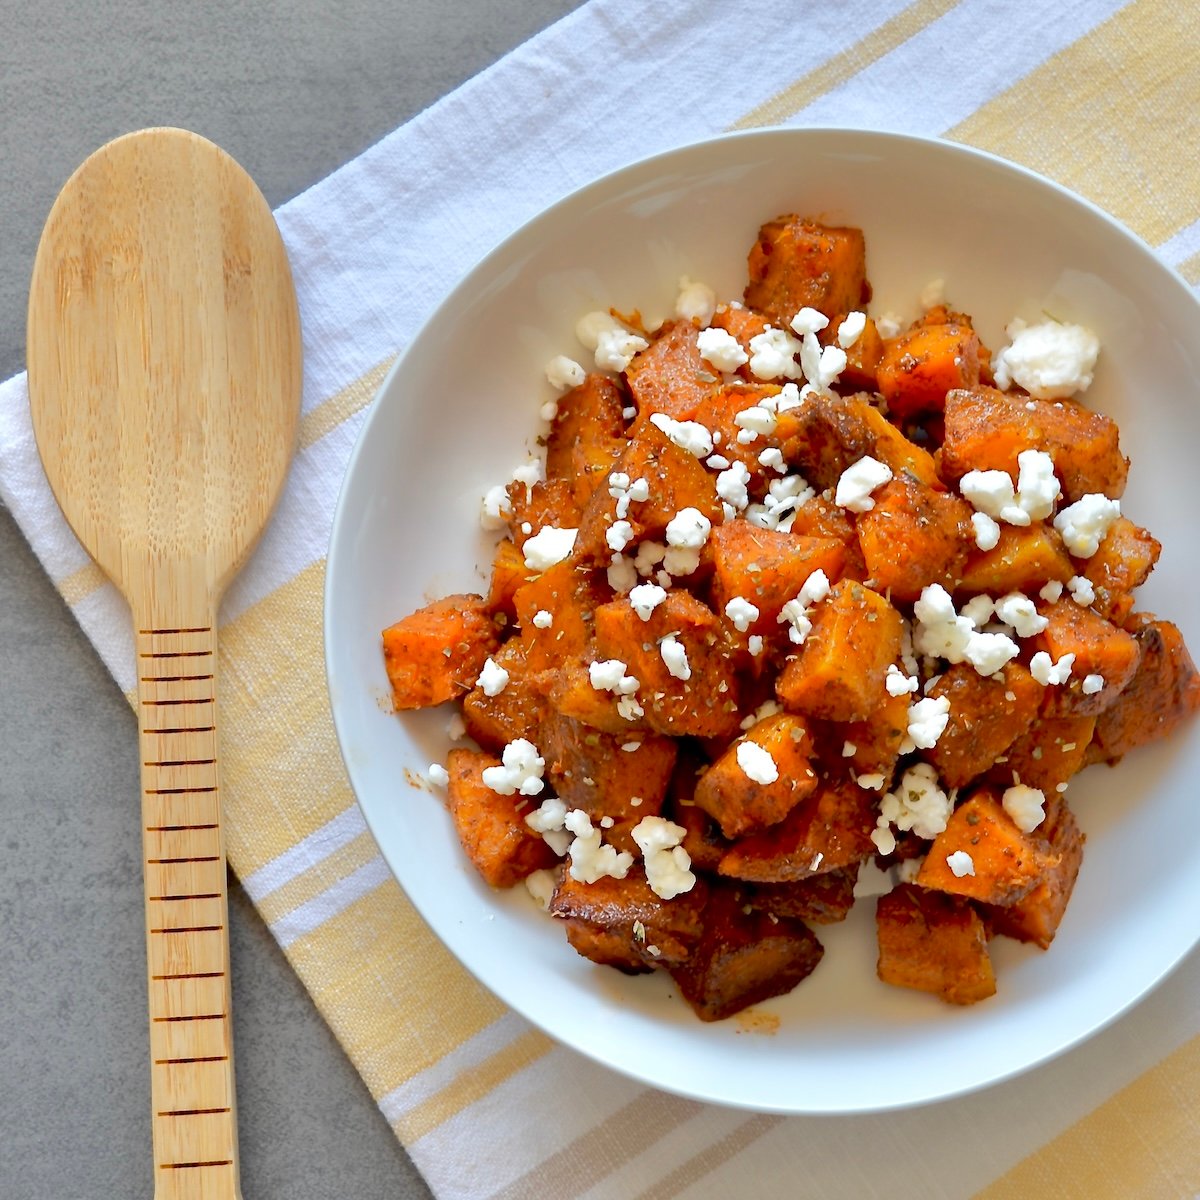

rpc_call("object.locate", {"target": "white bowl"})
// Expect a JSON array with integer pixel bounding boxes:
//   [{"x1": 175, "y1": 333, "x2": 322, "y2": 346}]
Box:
[{"x1": 325, "y1": 128, "x2": 1200, "y2": 1114}]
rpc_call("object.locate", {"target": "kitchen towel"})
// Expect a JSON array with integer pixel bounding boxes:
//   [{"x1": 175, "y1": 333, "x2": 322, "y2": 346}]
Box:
[{"x1": 2, "y1": 1, "x2": 1199, "y2": 1196}]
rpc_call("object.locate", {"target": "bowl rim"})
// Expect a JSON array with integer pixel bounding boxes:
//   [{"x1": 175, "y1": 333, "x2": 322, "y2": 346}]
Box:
[{"x1": 324, "y1": 124, "x2": 1200, "y2": 1114}]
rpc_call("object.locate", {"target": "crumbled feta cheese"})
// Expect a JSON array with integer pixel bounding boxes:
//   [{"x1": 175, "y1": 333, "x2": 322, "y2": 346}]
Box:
[
  {"x1": 1015, "y1": 449, "x2": 1061, "y2": 520},
  {"x1": 523, "y1": 868, "x2": 558, "y2": 909},
  {"x1": 871, "y1": 763, "x2": 953, "y2": 854},
  {"x1": 447, "y1": 712, "x2": 467, "y2": 741},
  {"x1": 724, "y1": 596, "x2": 760, "y2": 634},
  {"x1": 1030, "y1": 650, "x2": 1075, "y2": 686},
  {"x1": 628, "y1": 582, "x2": 668, "y2": 622},
  {"x1": 476, "y1": 657, "x2": 510, "y2": 697},
  {"x1": 912, "y1": 584, "x2": 975, "y2": 663},
  {"x1": 623, "y1": 405, "x2": 637, "y2": 420},
  {"x1": 748, "y1": 327, "x2": 804, "y2": 380},
  {"x1": 993, "y1": 592, "x2": 1049, "y2": 638},
  {"x1": 544, "y1": 354, "x2": 586, "y2": 391},
  {"x1": 906, "y1": 695, "x2": 951, "y2": 750},
  {"x1": 758, "y1": 446, "x2": 786, "y2": 473},
  {"x1": 706, "y1": 453, "x2": 731, "y2": 471},
  {"x1": 595, "y1": 328, "x2": 649, "y2": 373},
  {"x1": 842, "y1": 741, "x2": 857, "y2": 758},
  {"x1": 532, "y1": 609, "x2": 554, "y2": 629},
  {"x1": 963, "y1": 630, "x2": 1020, "y2": 675},
  {"x1": 665, "y1": 507, "x2": 712, "y2": 550},
  {"x1": 675, "y1": 276, "x2": 717, "y2": 327},
  {"x1": 480, "y1": 484, "x2": 513, "y2": 531},
  {"x1": 634, "y1": 541, "x2": 667, "y2": 576},
  {"x1": 576, "y1": 310, "x2": 625, "y2": 351},
  {"x1": 427, "y1": 763, "x2": 449, "y2": 787},
  {"x1": 608, "y1": 472, "x2": 650, "y2": 520},
  {"x1": 525, "y1": 794, "x2": 567, "y2": 835},
  {"x1": 790, "y1": 307, "x2": 829, "y2": 336},
  {"x1": 482, "y1": 739, "x2": 546, "y2": 796},
  {"x1": 621, "y1": 741, "x2": 641, "y2": 753},
  {"x1": 662, "y1": 546, "x2": 702, "y2": 577},
  {"x1": 606, "y1": 519, "x2": 634, "y2": 553},
  {"x1": 522, "y1": 525, "x2": 577, "y2": 571},
  {"x1": 1067, "y1": 575, "x2": 1096, "y2": 606},
  {"x1": 697, "y1": 327, "x2": 749, "y2": 372},
  {"x1": 875, "y1": 312, "x2": 903, "y2": 338},
  {"x1": 734, "y1": 404, "x2": 777, "y2": 442},
  {"x1": 972, "y1": 511, "x2": 1001, "y2": 552},
  {"x1": 748, "y1": 635, "x2": 764, "y2": 657},
  {"x1": 649, "y1": 413, "x2": 714, "y2": 458},
  {"x1": 631, "y1": 815, "x2": 696, "y2": 899},
  {"x1": 736, "y1": 741, "x2": 778, "y2": 785},
  {"x1": 835, "y1": 455, "x2": 893, "y2": 512},
  {"x1": 959, "y1": 594, "x2": 994, "y2": 629},
  {"x1": 540, "y1": 400, "x2": 559, "y2": 423},
  {"x1": 1039, "y1": 580, "x2": 1065, "y2": 603},
  {"x1": 1002, "y1": 784, "x2": 1046, "y2": 833},
  {"x1": 589, "y1": 659, "x2": 640, "y2": 695},
  {"x1": 1082, "y1": 673, "x2": 1105, "y2": 694},
  {"x1": 564, "y1": 809, "x2": 634, "y2": 883},
  {"x1": 1054, "y1": 493, "x2": 1121, "y2": 558},
  {"x1": 617, "y1": 694, "x2": 644, "y2": 722},
  {"x1": 775, "y1": 382, "x2": 804, "y2": 411},
  {"x1": 958, "y1": 469, "x2": 1029, "y2": 527},
  {"x1": 886, "y1": 664, "x2": 919, "y2": 696},
  {"x1": 920, "y1": 278, "x2": 946, "y2": 310},
  {"x1": 716, "y1": 461, "x2": 752, "y2": 511},
  {"x1": 857, "y1": 772, "x2": 887, "y2": 791},
  {"x1": 777, "y1": 569, "x2": 831, "y2": 645},
  {"x1": 607, "y1": 553, "x2": 638, "y2": 594},
  {"x1": 837, "y1": 311, "x2": 867, "y2": 349},
  {"x1": 992, "y1": 318, "x2": 1100, "y2": 398},
  {"x1": 739, "y1": 699, "x2": 781, "y2": 731},
  {"x1": 801, "y1": 338, "x2": 847, "y2": 391},
  {"x1": 660, "y1": 635, "x2": 691, "y2": 681},
  {"x1": 946, "y1": 850, "x2": 976, "y2": 878}
]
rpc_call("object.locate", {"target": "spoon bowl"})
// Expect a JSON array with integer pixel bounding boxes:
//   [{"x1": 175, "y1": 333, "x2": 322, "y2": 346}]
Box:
[{"x1": 27, "y1": 127, "x2": 301, "y2": 1199}]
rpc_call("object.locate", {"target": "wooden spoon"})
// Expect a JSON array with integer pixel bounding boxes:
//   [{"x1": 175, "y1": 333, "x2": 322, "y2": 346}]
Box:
[{"x1": 27, "y1": 127, "x2": 301, "y2": 1199}]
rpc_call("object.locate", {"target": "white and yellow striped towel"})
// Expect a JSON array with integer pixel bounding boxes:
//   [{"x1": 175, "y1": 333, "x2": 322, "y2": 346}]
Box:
[{"x1": 3, "y1": 2, "x2": 1199, "y2": 1196}]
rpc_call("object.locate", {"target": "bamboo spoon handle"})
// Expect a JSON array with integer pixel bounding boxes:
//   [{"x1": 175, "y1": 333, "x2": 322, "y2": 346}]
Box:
[{"x1": 136, "y1": 612, "x2": 241, "y2": 1200}]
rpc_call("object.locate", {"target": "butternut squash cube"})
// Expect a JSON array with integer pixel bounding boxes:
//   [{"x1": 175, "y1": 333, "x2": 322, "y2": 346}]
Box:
[
  {"x1": 876, "y1": 322, "x2": 981, "y2": 420},
  {"x1": 1030, "y1": 600, "x2": 1141, "y2": 716}
]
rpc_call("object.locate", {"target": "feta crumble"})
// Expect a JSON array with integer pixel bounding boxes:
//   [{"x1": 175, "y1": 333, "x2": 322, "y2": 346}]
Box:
[
  {"x1": 665, "y1": 507, "x2": 712, "y2": 550},
  {"x1": 734, "y1": 403, "x2": 777, "y2": 443},
  {"x1": 946, "y1": 850, "x2": 976, "y2": 878},
  {"x1": 1067, "y1": 575, "x2": 1096, "y2": 606},
  {"x1": 736, "y1": 741, "x2": 779, "y2": 785},
  {"x1": 544, "y1": 355, "x2": 586, "y2": 391},
  {"x1": 649, "y1": 413, "x2": 714, "y2": 458},
  {"x1": 789, "y1": 307, "x2": 830, "y2": 336},
  {"x1": 475, "y1": 657, "x2": 510, "y2": 697},
  {"x1": 993, "y1": 592, "x2": 1049, "y2": 638},
  {"x1": 595, "y1": 328, "x2": 649, "y2": 373},
  {"x1": 427, "y1": 763, "x2": 449, "y2": 787},
  {"x1": 748, "y1": 327, "x2": 804, "y2": 380},
  {"x1": 564, "y1": 809, "x2": 634, "y2": 883},
  {"x1": 1015, "y1": 449, "x2": 1061, "y2": 520},
  {"x1": 1039, "y1": 580, "x2": 1065, "y2": 603},
  {"x1": 697, "y1": 327, "x2": 748, "y2": 372},
  {"x1": 972, "y1": 511, "x2": 1001, "y2": 552},
  {"x1": 724, "y1": 596, "x2": 760, "y2": 633},
  {"x1": 606, "y1": 519, "x2": 634, "y2": 553},
  {"x1": 675, "y1": 276, "x2": 717, "y2": 327},
  {"x1": 1030, "y1": 650, "x2": 1075, "y2": 686},
  {"x1": 631, "y1": 815, "x2": 696, "y2": 899},
  {"x1": 920, "y1": 278, "x2": 946, "y2": 310},
  {"x1": 1002, "y1": 784, "x2": 1046, "y2": 833},
  {"x1": 589, "y1": 659, "x2": 640, "y2": 695},
  {"x1": 480, "y1": 484, "x2": 512, "y2": 531},
  {"x1": 835, "y1": 455, "x2": 893, "y2": 512},
  {"x1": 963, "y1": 630, "x2": 1020, "y2": 675},
  {"x1": 532, "y1": 609, "x2": 554, "y2": 629},
  {"x1": 1054, "y1": 494, "x2": 1121, "y2": 558},
  {"x1": 629, "y1": 582, "x2": 668, "y2": 621},
  {"x1": 576, "y1": 310, "x2": 626, "y2": 350},
  {"x1": 482, "y1": 739, "x2": 546, "y2": 796},
  {"x1": 716, "y1": 461, "x2": 752, "y2": 511},
  {"x1": 522, "y1": 526, "x2": 577, "y2": 571},
  {"x1": 886, "y1": 664, "x2": 919, "y2": 696},
  {"x1": 660, "y1": 635, "x2": 691, "y2": 681},
  {"x1": 747, "y1": 634, "x2": 764, "y2": 657},
  {"x1": 871, "y1": 763, "x2": 953, "y2": 855},
  {"x1": 905, "y1": 695, "x2": 951, "y2": 750},
  {"x1": 992, "y1": 318, "x2": 1100, "y2": 399},
  {"x1": 523, "y1": 868, "x2": 558, "y2": 910},
  {"x1": 837, "y1": 311, "x2": 867, "y2": 349},
  {"x1": 1082, "y1": 673, "x2": 1105, "y2": 694},
  {"x1": 777, "y1": 569, "x2": 831, "y2": 645}
]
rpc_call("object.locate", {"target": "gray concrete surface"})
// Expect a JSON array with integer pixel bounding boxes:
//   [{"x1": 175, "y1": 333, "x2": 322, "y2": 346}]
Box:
[{"x1": 0, "y1": 2, "x2": 581, "y2": 1196}]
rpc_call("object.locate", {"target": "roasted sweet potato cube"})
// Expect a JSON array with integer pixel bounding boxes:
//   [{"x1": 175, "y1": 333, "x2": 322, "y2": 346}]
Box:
[
  {"x1": 989, "y1": 714, "x2": 1096, "y2": 792},
  {"x1": 461, "y1": 640, "x2": 551, "y2": 752},
  {"x1": 820, "y1": 314, "x2": 883, "y2": 391},
  {"x1": 668, "y1": 799, "x2": 731, "y2": 873},
  {"x1": 445, "y1": 748, "x2": 558, "y2": 888},
  {"x1": 746, "y1": 866, "x2": 858, "y2": 925},
  {"x1": 855, "y1": 478, "x2": 973, "y2": 602},
  {"x1": 775, "y1": 581, "x2": 902, "y2": 722},
  {"x1": 382, "y1": 594, "x2": 500, "y2": 710},
  {"x1": 625, "y1": 318, "x2": 716, "y2": 425},
  {"x1": 717, "y1": 777, "x2": 877, "y2": 882},
  {"x1": 744, "y1": 217, "x2": 868, "y2": 326},
  {"x1": 667, "y1": 883, "x2": 824, "y2": 1020},
  {"x1": 781, "y1": 392, "x2": 939, "y2": 492},
  {"x1": 575, "y1": 422, "x2": 721, "y2": 563},
  {"x1": 876, "y1": 323, "x2": 981, "y2": 420},
  {"x1": 924, "y1": 662, "x2": 1041, "y2": 788},
  {"x1": 539, "y1": 709, "x2": 674, "y2": 822},
  {"x1": 547, "y1": 657, "x2": 645, "y2": 735},
  {"x1": 939, "y1": 386, "x2": 1128, "y2": 502},
  {"x1": 1089, "y1": 616, "x2": 1200, "y2": 763},
  {"x1": 1082, "y1": 517, "x2": 1161, "y2": 624},
  {"x1": 569, "y1": 436, "x2": 628, "y2": 510},
  {"x1": 916, "y1": 790, "x2": 1058, "y2": 906},
  {"x1": 550, "y1": 868, "x2": 708, "y2": 974},
  {"x1": 513, "y1": 560, "x2": 606, "y2": 673},
  {"x1": 832, "y1": 690, "x2": 910, "y2": 778},
  {"x1": 709, "y1": 521, "x2": 846, "y2": 636},
  {"x1": 692, "y1": 382, "x2": 784, "y2": 487},
  {"x1": 546, "y1": 373, "x2": 627, "y2": 480},
  {"x1": 708, "y1": 303, "x2": 770, "y2": 368},
  {"x1": 593, "y1": 590, "x2": 742, "y2": 738},
  {"x1": 956, "y1": 522, "x2": 1074, "y2": 596},
  {"x1": 505, "y1": 477, "x2": 582, "y2": 553},
  {"x1": 694, "y1": 713, "x2": 818, "y2": 839},
  {"x1": 487, "y1": 538, "x2": 532, "y2": 623},
  {"x1": 876, "y1": 884, "x2": 996, "y2": 1005},
  {"x1": 985, "y1": 798, "x2": 1084, "y2": 949},
  {"x1": 787, "y1": 496, "x2": 867, "y2": 579},
  {"x1": 1030, "y1": 600, "x2": 1141, "y2": 716}
]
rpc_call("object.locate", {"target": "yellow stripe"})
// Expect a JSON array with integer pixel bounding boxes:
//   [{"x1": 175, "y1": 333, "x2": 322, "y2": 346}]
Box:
[
  {"x1": 729, "y1": 0, "x2": 963, "y2": 130},
  {"x1": 947, "y1": 0, "x2": 1200, "y2": 247},
  {"x1": 285, "y1": 884, "x2": 509, "y2": 1102},
  {"x1": 973, "y1": 1034, "x2": 1200, "y2": 1200},
  {"x1": 394, "y1": 1027, "x2": 553, "y2": 1144},
  {"x1": 298, "y1": 356, "x2": 394, "y2": 450},
  {"x1": 57, "y1": 560, "x2": 108, "y2": 606},
  {"x1": 1177, "y1": 248, "x2": 1200, "y2": 285},
  {"x1": 253, "y1": 829, "x2": 381, "y2": 927}
]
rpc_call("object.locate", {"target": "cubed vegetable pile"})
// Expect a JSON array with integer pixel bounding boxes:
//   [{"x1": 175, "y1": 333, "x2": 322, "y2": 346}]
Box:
[{"x1": 381, "y1": 215, "x2": 1200, "y2": 1021}]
